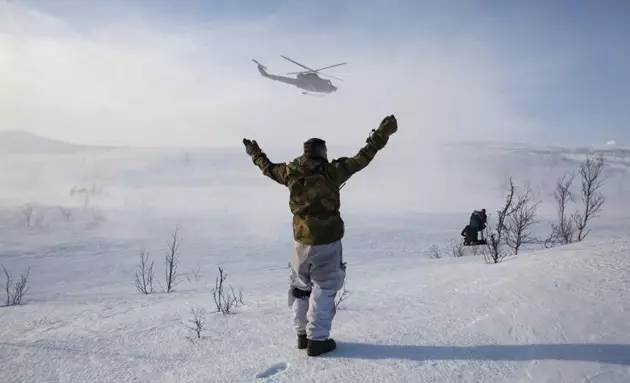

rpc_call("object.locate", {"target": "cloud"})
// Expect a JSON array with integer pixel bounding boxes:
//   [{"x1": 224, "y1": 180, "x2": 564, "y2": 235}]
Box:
[{"x1": 0, "y1": 1, "x2": 542, "y2": 149}]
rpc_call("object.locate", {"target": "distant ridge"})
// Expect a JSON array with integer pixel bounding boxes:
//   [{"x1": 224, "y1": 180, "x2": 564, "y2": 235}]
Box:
[{"x1": 0, "y1": 130, "x2": 91, "y2": 154}]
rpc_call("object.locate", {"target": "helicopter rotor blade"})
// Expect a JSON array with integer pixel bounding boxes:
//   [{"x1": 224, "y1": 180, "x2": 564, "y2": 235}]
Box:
[
  {"x1": 286, "y1": 71, "x2": 344, "y2": 82},
  {"x1": 318, "y1": 73, "x2": 345, "y2": 82},
  {"x1": 312, "y1": 62, "x2": 348, "y2": 72},
  {"x1": 280, "y1": 55, "x2": 318, "y2": 73},
  {"x1": 287, "y1": 63, "x2": 348, "y2": 75},
  {"x1": 281, "y1": 55, "x2": 347, "y2": 82}
]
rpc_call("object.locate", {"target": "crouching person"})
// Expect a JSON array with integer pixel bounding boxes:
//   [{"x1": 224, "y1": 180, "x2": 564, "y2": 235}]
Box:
[{"x1": 243, "y1": 115, "x2": 398, "y2": 356}]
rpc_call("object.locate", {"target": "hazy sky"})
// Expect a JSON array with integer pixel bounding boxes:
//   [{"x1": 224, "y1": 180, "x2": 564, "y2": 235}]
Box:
[{"x1": 1, "y1": 0, "x2": 628, "y2": 148}]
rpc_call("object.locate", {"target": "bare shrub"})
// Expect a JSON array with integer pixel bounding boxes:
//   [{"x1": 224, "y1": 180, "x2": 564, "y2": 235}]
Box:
[
  {"x1": 572, "y1": 155, "x2": 606, "y2": 242},
  {"x1": 58, "y1": 206, "x2": 73, "y2": 222},
  {"x1": 505, "y1": 186, "x2": 541, "y2": 255},
  {"x1": 428, "y1": 245, "x2": 442, "y2": 259},
  {"x1": 335, "y1": 281, "x2": 351, "y2": 309},
  {"x1": 187, "y1": 264, "x2": 202, "y2": 283},
  {"x1": 186, "y1": 307, "x2": 207, "y2": 339},
  {"x1": 231, "y1": 286, "x2": 244, "y2": 308},
  {"x1": 545, "y1": 155, "x2": 607, "y2": 247},
  {"x1": 484, "y1": 178, "x2": 515, "y2": 264},
  {"x1": 34, "y1": 210, "x2": 46, "y2": 229},
  {"x1": 469, "y1": 245, "x2": 482, "y2": 257},
  {"x1": 212, "y1": 267, "x2": 244, "y2": 315},
  {"x1": 545, "y1": 172, "x2": 577, "y2": 247},
  {"x1": 449, "y1": 239, "x2": 466, "y2": 258},
  {"x1": 70, "y1": 185, "x2": 103, "y2": 207},
  {"x1": 133, "y1": 249, "x2": 154, "y2": 294},
  {"x1": 213, "y1": 267, "x2": 227, "y2": 312},
  {"x1": 22, "y1": 204, "x2": 34, "y2": 227},
  {"x1": 164, "y1": 225, "x2": 182, "y2": 293},
  {"x1": 1, "y1": 265, "x2": 31, "y2": 306}
]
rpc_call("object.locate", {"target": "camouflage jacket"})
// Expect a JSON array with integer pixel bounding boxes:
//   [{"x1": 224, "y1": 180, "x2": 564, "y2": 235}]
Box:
[{"x1": 249, "y1": 131, "x2": 389, "y2": 245}]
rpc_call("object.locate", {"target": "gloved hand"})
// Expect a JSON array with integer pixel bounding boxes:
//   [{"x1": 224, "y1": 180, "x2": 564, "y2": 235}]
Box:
[
  {"x1": 243, "y1": 138, "x2": 261, "y2": 156},
  {"x1": 375, "y1": 115, "x2": 398, "y2": 137}
]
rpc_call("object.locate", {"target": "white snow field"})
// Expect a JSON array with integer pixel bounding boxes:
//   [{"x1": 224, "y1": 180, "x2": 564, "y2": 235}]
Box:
[{"x1": 1, "y1": 133, "x2": 629, "y2": 382}]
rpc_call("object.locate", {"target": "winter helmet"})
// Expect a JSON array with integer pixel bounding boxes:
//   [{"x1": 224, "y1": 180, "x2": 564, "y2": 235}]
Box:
[{"x1": 303, "y1": 138, "x2": 327, "y2": 160}]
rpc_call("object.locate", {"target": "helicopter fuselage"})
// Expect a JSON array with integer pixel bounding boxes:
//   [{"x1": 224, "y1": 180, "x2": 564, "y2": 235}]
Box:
[{"x1": 295, "y1": 73, "x2": 337, "y2": 93}]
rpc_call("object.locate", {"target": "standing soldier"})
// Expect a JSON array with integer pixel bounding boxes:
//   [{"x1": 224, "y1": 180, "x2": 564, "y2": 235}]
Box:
[{"x1": 242, "y1": 115, "x2": 398, "y2": 356}]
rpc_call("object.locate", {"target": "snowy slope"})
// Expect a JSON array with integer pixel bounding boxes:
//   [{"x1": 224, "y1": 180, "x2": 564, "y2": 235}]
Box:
[
  {"x1": 0, "y1": 233, "x2": 628, "y2": 382},
  {"x1": 0, "y1": 143, "x2": 629, "y2": 382}
]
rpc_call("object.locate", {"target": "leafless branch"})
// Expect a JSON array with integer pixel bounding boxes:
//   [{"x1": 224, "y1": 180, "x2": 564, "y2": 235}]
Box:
[
  {"x1": 22, "y1": 204, "x2": 34, "y2": 227},
  {"x1": 212, "y1": 267, "x2": 244, "y2": 315},
  {"x1": 164, "y1": 224, "x2": 182, "y2": 293},
  {"x1": 2, "y1": 266, "x2": 10, "y2": 306},
  {"x1": 213, "y1": 267, "x2": 227, "y2": 313},
  {"x1": 573, "y1": 155, "x2": 606, "y2": 242},
  {"x1": 185, "y1": 307, "x2": 207, "y2": 339},
  {"x1": 335, "y1": 281, "x2": 351, "y2": 309},
  {"x1": 545, "y1": 172, "x2": 577, "y2": 248},
  {"x1": 505, "y1": 186, "x2": 541, "y2": 255},
  {"x1": 484, "y1": 177, "x2": 516, "y2": 263},
  {"x1": 428, "y1": 244, "x2": 442, "y2": 259},
  {"x1": 58, "y1": 206, "x2": 73, "y2": 222},
  {"x1": 449, "y1": 239, "x2": 466, "y2": 258},
  {"x1": 1, "y1": 265, "x2": 30, "y2": 306},
  {"x1": 187, "y1": 264, "x2": 202, "y2": 283},
  {"x1": 133, "y1": 248, "x2": 154, "y2": 294}
]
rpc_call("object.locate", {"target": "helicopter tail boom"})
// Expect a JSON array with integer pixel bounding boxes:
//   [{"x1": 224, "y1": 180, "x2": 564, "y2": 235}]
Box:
[{"x1": 252, "y1": 59, "x2": 269, "y2": 77}]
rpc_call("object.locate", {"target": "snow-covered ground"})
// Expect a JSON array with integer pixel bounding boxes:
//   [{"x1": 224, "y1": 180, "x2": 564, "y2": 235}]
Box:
[{"x1": 1, "y1": 135, "x2": 629, "y2": 382}]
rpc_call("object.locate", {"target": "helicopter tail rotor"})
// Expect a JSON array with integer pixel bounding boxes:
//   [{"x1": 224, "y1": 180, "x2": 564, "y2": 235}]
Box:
[{"x1": 251, "y1": 59, "x2": 267, "y2": 70}]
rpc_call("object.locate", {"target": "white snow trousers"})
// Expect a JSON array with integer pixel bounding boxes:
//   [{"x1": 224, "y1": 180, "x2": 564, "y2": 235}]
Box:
[{"x1": 287, "y1": 239, "x2": 345, "y2": 341}]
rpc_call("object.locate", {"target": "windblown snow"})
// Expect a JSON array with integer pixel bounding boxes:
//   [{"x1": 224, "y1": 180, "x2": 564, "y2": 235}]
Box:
[{"x1": 0, "y1": 134, "x2": 629, "y2": 382}]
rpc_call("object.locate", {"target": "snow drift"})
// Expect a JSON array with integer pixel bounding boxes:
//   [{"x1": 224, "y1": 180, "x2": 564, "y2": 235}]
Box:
[{"x1": 0, "y1": 233, "x2": 628, "y2": 382}]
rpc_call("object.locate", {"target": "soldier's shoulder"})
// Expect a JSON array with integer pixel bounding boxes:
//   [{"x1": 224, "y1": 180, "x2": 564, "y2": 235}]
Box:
[{"x1": 329, "y1": 157, "x2": 349, "y2": 165}]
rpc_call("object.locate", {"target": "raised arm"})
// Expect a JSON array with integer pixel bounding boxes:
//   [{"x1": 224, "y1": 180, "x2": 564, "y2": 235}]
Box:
[
  {"x1": 243, "y1": 138, "x2": 289, "y2": 186},
  {"x1": 328, "y1": 115, "x2": 398, "y2": 185}
]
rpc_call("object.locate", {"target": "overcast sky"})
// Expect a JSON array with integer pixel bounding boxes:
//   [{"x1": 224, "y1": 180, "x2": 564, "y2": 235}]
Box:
[{"x1": 1, "y1": 0, "x2": 628, "y2": 148}]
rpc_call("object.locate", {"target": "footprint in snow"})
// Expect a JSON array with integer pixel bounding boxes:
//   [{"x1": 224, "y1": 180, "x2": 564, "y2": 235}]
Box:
[{"x1": 255, "y1": 362, "x2": 288, "y2": 379}]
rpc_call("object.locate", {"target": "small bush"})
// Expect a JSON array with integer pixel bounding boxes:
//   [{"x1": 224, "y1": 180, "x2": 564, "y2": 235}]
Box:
[
  {"x1": 545, "y1": 172, "x2": 578, "y2": 247},
  {"x1": 484, "y1": 177, "x2": 516, "y2": 264},
  {"x1": 2, "y1": 265, "x2": 31, "y2": 306},
  {"x1": 428, "y1": 245, "x2": 442, "y2": 259},
  {"x1": 335, "y1": 281, "x2": 351, "y2": 309},
  {"x1": 164, "y1": 225, "x2": 182, "y2": 293},
  {"x1": 186, "y1": 307, "x2": 207, "y2": 339},
  {"x1": 573, "y1": 155, "x2": 606, "y2": 242},
  {"x1": 545, "y1": 155, "x2": 607, "y2": 247},
  {"x1": 186, "y1": 264, "x2": 202, "y2": 283},
  {"x1": 22, "y1": 204, "x2": 34, "y2": 227},
  {"x1": 449, "y1": 239, "x2": 466, "y2": 258},
  {"x1": 212, "y1": 267, "x2": 244, "y2": 315},
  {"x1": 133, "y1": 249, "x2": 155, "y2": 294},
  {"x1": 58, "y1": 206, "x2": 73, "y2": 222},
  {"x1": 505, "y1": 185, "x2": 541, "y2": 255}
]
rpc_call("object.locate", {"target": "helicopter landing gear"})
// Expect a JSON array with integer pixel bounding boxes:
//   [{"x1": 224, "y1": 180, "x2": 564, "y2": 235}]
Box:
[{"x1": 301, "y1": 91, "x2": 324, "y2": 97}]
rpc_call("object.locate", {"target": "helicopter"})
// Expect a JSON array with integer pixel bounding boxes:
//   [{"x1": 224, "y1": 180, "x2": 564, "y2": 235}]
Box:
[{"x1": 252, "y1": 55, "x2": 347, "y2": 95}]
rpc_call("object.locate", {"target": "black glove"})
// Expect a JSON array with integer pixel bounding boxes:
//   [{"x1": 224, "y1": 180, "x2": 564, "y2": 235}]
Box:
[
  {"x1": 243, "y1": 138, "x2": 261, "y2": 156},
  {"x1": 375, "y1": 115, "x2": 398, "y2": 137}
]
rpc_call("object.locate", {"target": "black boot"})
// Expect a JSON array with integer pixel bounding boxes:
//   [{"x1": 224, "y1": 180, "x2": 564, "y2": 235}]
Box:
[
  {"x1": 307, "y1": 339, "x2": 336, "y2": 356},
  {"x1": 297, "y1": 334, "x2": 307, "y2": 350}
]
